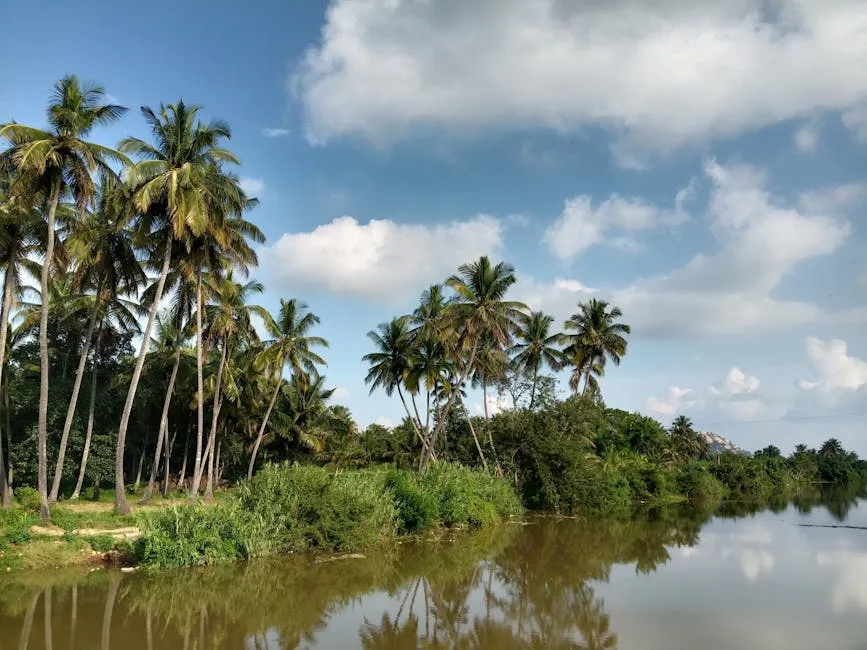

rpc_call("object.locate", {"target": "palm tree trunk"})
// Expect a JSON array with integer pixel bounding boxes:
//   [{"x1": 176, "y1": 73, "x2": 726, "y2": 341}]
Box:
[
  {"x1": 397, "y1": 384, "x2": 436, "y2": 466},
  {"x1": 71, "y1": 331, "x2": 100, "y2": 500},
  {"x1": 44, "y1": 586, "x2": 53, "y2": 650},
  {"x1": 100, "y1": 576, "x2": 120, "y2": 650},
  {"x1": 3, "y1": 368, "x2": 13, "y2": 504},
  {"x1": 142, "y1": 343, "x2": 182, "y2": 502},
  {"x1": 247, "y1": 372, "x2": 282, "y2": 481},
  {"x1": 202, "y1": 340, "x2": 227, "y2": 500},
  {"x1": 114, "y1": 232, "x2": 173, "y2": 515},
  {"x1": 134, "y1": 443, "x2": 145, "y2": 488},
  {"x1": 18, "y1": 591, "x2": 39, "y2": 650},
  {"x1": 482, "y1": 380, "x2": 502, "y2": 475},
  {"x1": 428, "y1": 346, "x2": 478, "y2": 463},
  {"x1": 463, "y1": 404, "x2": 489, "y2": 472},
  {"x1": 0, "y1": 265, "x2": 12, "y2": 506},
  {"x1": 37, "y1": 176, "x2": 62, "y2": 520},
  {"x1": 162, "y1": 429, "x2": 177, "y2": 498},
  {"x1": 51, "y1": 294, "x2": 101, "y2": 503},
  {"x1": 178, "y1": 429, "x2": 189, "y2": 491},
  {"x1": 529, "y1": 367, "x2": 538, "y2": 409},
  {"x1": 190, "y1": 268, "x2": 205, "y2": 499}
]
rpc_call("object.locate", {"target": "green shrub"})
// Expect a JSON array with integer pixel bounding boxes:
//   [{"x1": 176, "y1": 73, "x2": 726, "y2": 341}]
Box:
[
  {"x1": 0, "y1": 509, "x2": 35, "y2": 545},
  {"x1": 419, "y1": 463, "x2": 519, "y2": 527},
  {"x1": 15, "y1": 487, "x2": 41, "y2": 512},
  {"x1": 135, "y1": 503, "x2": 254, "y2": 567},
  {"x1": 385, "y1": 469, "x2": 438, "y2": 534},
  {"x1": 88, "y1": 534, "x2": 117, "y2": 552},
  {"x1": 675, "y1": 464, "x2": 726, "y2": 504}
]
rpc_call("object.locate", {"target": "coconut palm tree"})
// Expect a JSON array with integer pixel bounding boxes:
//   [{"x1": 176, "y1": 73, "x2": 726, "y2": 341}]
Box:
[
  {"x1": 563, "y1": 299, "x2": 630, "y2": 397},
  {"x1": 669, "y1": 415, "x2": 709, "y2": 463},
  {"x1": 114, "y1": 101, "x2": 240, "y2": 514},
  {"x1": 248, "y1": 298, "x2": 327, "y2": 480},
  {"x1": 510, "y1": 311, "x2": 564, "y2": 409},
  {"x1": 50, "y1": 176, "x2": 145, "y2": 502},
  {"x1": 432, "y1": 257, "x2": 526, "y2": 467},
  {"x1": 1, "y1": 75, "x2": 127, "y2": 517},
  {"x1": 197, "y1": 273, "x2": 266, "y2": 498}
]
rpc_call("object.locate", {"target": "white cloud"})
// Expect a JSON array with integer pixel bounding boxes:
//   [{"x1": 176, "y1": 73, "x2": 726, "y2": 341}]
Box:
[
  {"x1": 709, "y1": 367, "x2": 786, "y2": 422},
  {"x1": 259, "y1": 215, "x2": 503, "y2": 301},
  {"x1": 710, "y1": 367, "x2": 760, "y2": 397},
  {"x1": 793, "y1": 122, "x2": 819, "y2": 153},
  {"x1": 798, "y1": 183, "x2": 867, "y2": 213},
  {"x1": 332, "y1": 387, "x2": 350, "y2": 402},
  {"x1": 239, "y1": 177, "x2": 265, "y2": 197},
  {"x1": 646, "y1": 386, "x2": 697, "y2": 416},
  {"x1": 526, "y1": 160, "x2": 850, "y2": 337},
  {"x1": 294, "y1": 0, "x2": 867, "y2": 159},
  {"x1": 543, "y1": 186, "x2": 691, "y2": 260},
  {"x1": 262, "y1": 127, "x2": 291, "y2": 138},
  {"x1": 797, "y1": 337, "x2": 867, "y2": 394},
  {"x1": 473, "y1": 393, "x2": 510, "y2": 417},
  {"x1": 374, "y1": 416, "x2": 394, "y2": 428}
]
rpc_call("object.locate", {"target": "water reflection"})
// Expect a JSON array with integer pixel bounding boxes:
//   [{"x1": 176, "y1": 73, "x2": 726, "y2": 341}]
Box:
[{"x1": 2, "y1": 489, "x2": 865, "y2": 649}]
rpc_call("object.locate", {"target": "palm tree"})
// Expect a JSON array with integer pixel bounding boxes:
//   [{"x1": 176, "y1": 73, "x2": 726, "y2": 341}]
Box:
[
  {"x1": 669, "y1": 415, "x2": 708, "y2": 462},
  {"x1": 114, "y1": 101, "x2": 239, "y2": 514},
  {"x1": 0, "y1": 171, "x2": 47, "y2": 505},
  {"x1": 563, "y1": 299, "x2": 630, "y2": 397},
  {"x1": 50, "y1": 176, "x2": 144, "y2": 502},
  {"x1": 363, "y1": 318, "x2": 436, "y2": 462},
  {"x1": 248, "y1": 298, "x2": 327, "y2": 480},
  {"x1": 509, "y1": 311, "x2": 563, "y2": 409},
  {"x1": 433, "y1": 256, "x2": 526, "y2": 467},
  {"x1": 1, "y1": 76, "x2": 127, "y2": 517},
  {"x1": 198, "y1": 274, "x2": 266, "y2": 498},
  {"x1": 268, "y1": 371, "x2": 335, "y2": 458}
]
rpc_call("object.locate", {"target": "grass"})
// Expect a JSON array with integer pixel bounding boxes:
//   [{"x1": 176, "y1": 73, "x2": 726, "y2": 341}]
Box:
[{"x1": 135, "y1": 463, "x2": 523, "y2": 568}]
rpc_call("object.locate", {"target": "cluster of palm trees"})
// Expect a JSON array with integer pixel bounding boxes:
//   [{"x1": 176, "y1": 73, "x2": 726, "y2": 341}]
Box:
[
  {"x1": 363, "y1": 256, "x2": 631, "y2": 471},
  {"x1": 0, "y1": 76, "x2": 329, "y2": 516}
]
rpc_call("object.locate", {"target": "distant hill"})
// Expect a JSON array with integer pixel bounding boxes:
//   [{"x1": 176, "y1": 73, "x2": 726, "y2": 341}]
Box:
[{"x1": 700, "y1": 431, "x2": 744, "y2": 455}]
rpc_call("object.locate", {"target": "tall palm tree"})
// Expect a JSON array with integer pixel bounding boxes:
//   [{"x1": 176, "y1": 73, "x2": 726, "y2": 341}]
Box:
[
  {"x1": 669, "y1": 415, "x2": 708, "y2": 462},
  {"x1": 510, "y1": 311, "x2": 564, "y2": 409},
  {"x1": 363, "y1": 318, "x2": 436, "y2": 462},
  {"x1": 115, "y1": 101, "x2": 239, "y2": 514},
  {"x1": 0, "y1": 171, "x2": 46, "y2": 505},
  {"x1": 248, "y1": 298, "x2": 327, "y2": 480},
  {"x1": 50, "y1": 176, "x2": 144, "y2": 502},
  {"x1": 0, "y1": 76, "x2": 127, "y2": 517},
  {"x1": 563, "y1": 299, "x2": 630, "y2": 397},
  {"x1": 197, "y1": 274, "x2": 266, "y2": 498},
  {"x1": 433, "y1": 257, "x2": 526, "y2": 467}
]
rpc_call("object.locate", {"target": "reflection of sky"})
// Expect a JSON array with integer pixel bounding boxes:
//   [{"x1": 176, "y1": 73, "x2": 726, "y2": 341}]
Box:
[{"x1": 598, "y1": 502, "x2": 867, "y2": 650}]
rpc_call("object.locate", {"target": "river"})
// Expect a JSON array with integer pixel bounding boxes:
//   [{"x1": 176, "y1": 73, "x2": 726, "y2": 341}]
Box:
[{"x1": 2, "y1": 491, "x2": 865, "y2": 649}]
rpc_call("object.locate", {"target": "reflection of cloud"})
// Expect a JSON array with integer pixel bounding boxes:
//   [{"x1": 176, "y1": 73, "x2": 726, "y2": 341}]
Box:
[
  {"x1": 720, "y1": 524, "x2": 775, "y2": 581},
  {"x1": 722, "y1": 548, "x2": 775, "y2": 581},
  {"x1": 817, "y1": 550, "x2": 867, "y2": 613}
]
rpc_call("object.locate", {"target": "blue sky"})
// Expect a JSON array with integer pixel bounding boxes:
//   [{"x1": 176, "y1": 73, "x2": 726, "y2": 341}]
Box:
[{"x1": 2, "y1": 0, "x2": 866, "y2": 454}]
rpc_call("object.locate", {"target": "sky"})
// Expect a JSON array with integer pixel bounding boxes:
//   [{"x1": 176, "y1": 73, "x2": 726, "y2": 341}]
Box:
[{"x1": 1, "y1": 0, "x2": 866, "y2": 454}]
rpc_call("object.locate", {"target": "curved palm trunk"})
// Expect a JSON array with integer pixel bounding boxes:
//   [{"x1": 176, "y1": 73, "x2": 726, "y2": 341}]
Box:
[
  {"x1": 114, "y1": 233, "x2": 173, "y2": 515},
  {"x1": 100, "y1": 576, "x2": 120, "y2": 650},
  {"x1": 203, "y1": 340, "x2": 228, "y2": 499},
  {"x1": 161, "y1": 429, "x2": 177, "y2": 497},
  {"x1": 18, "y1": 590, "x2": 39, "y2": 650},
  {"x1": 50, "y1": 294, "x2": 101, "y2": 503},
  {"x1": 0, "y1": 265, "x2": 13, "y2": 506},
  {"x1": 482, "y1": 380, "x2": 502, "y2": 475},
  {"x1": 71, "y1": 330, "x2": 100, "y2": 500},
  {"x1": 463, "y1": 403, "x2": 489, "y2": 472},
  {"x1": 397, "y1": 384, "x2": 436, "y2": 467},
  {"x1": 4, "y1": 370, "x2": 12, "y2": 504},
  {"x1": 142, "y1": 343, "x2": 182, "y2": 502},
  {"x1": 427, "y1": 346, "x2": 478, "y2": 469},
  {"x1": 248, "y1": 371, "x2": 282, "y2": 481},
  {"x1": 529, "y1": 367, "x2": 538, "y2": 409},
  {"x1": 36, "y1": 177, "x2": 62, "y2": 520},
  {"x1": 189, "y1": 269, "x2": 205, "y2": 499}
]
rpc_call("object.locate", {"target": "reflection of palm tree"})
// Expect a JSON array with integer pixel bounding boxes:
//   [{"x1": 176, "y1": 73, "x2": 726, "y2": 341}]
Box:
[
  {"x1": 360, "y1": 613, "x2": 420, "y2": 649},
  {"x1": 574, "y1": 588, "x2": 617, "y2": 650},
  {"x1": 18, "y1": 590, "x2": 39, "y2": 650}
]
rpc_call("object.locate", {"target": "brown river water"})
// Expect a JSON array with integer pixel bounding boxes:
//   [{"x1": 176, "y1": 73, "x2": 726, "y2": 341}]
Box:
[{"x1": 2, "y1": 493, "x2": 865, "y2": 649}]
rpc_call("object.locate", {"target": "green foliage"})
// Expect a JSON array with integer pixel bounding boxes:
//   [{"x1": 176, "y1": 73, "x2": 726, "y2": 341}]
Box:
[
  {"x1": 14, "y1": 487, "x2": 41, "y2": 512},
  {"x1": 675, "y1": 463, "x2": 727, "y2": 504},
  {"x1": 135, "y1": 464, "x2": 522, "y2": 567},
  {"x1": 0, "y1": 509, "x2": 36, "y2": 545},
  {"x1": 87, "y1": 534, "x2": 117, "y2": 552}
]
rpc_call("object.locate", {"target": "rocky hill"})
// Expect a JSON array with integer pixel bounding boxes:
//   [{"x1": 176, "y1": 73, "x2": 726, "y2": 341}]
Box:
[{"x1": 700, "y1": 431, "x2": 744, "y2": 455}]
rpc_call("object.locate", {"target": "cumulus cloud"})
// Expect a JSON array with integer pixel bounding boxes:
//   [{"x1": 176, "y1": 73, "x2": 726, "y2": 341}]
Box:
[
  {"x1": 543, "y1": 185, "x2": 692, "y2": 260},
  {"x1": 293, "y1": 0, "x2": 867, "y2": 159},
  {"x1": 331, "y1": 387, "x2": 350, "y2": 402},
  {"x1": 374, "y1": 416, "x2": 394, "y2": 428},
  {"x1": 646, "y1": 386, "x2": 698, "y2": 416},
  {"x1": 524, "y1": 160, "x2": 850, "y2": 337},
  {"x1": 842, "y1": 105, "x2": 867, "y2": 142},
  {"x1": 797, "y1": 337, "x2": 867, "y2": 394},
  {"x1": 259, "y1": 215, "x2": 503, "y2": 301},
  {"x1": 239, "y1": 177, "x2": 265, "y2": 197},
  {"x1": 262, "y1": 127, "x2": 291, "y2": 138},
  {"x1": 710, "y1": 367, "x2": 786, "y2": 421}
]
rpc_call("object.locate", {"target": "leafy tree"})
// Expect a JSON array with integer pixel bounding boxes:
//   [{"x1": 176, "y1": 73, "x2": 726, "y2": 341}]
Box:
[
  {"x1": 509, "y1": 311, "x2": 563, "y2": 408},
  {"x1": 563, "y1": 299, "x2": 630, "y2": 397}
]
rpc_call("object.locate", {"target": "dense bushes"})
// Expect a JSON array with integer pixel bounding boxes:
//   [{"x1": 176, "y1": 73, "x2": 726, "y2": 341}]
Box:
[{"x1": 135, "y1": 463, "x2": 522, "y2": 567}]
